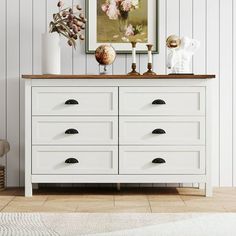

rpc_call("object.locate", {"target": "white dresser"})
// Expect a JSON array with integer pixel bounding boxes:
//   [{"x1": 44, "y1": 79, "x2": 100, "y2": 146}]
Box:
[{"x1": 23, "y1": 74, "x2": 215, "y2": 197}]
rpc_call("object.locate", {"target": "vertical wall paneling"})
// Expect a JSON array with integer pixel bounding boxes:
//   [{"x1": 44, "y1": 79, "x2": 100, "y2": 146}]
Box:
[
  {"x1": 1, "y1": 0, "x2": 236, "y2": 187},
  {"x1": 166, "y1": 0, "x2": 180, "y2": 36},
  {"x1": 46, "y1": 0, "x2": 57, "y2": 42},
  {"x1": 33, "y1": 0, "x2": 46, "y2": 74},
  {"x1": 139, "y1": 53, "x2": 147, "y2": 75},
  {"x1": 180, "y1": 0, "x2": 193, "y2": 38},
  {"x1": 219, "y1": 0, "x2": 233, "y2": 186},
  {"x1": 153, "y1": 0, "x2": 166, "y2": 74},
  {"x1": 180, "y1": 0, "x2": 193, "y2": 72},
  {"x1": 193, "y1": 0, "x2": 206, "y2": 74},
  {"x1": 19, "y1": 0, "x2": 33, "y2": 186},
  {"x1": 6, "y1": 0, "x2": 20, "y2": 186},
  {"x1": 0, "y1": 0, "x2": 6, "y2": 168},
  {"x1": 85, "y1": 2, "x2": 99, "y2": 75},
  {"x1": 166, "y1": 0, "x2": 180, "y2": 76},
  {"x1": 113, "y1": 55, "x2": 127, "y2": 75},
  {"x1": 233, "y1": 0, "x2": 236, "y2": 186},
  {"x1": 73, "y1": 40, "x2": 87, "y2": 75},
  {"x1": 73, "y1": 0, "x2": 87, "y2": 74},
  {"x1": 86, "y1": 55, "x2": 99, "y2": 74},
  {"x1": 206, "y1": 0, "x2": 220, "y2": 186}
]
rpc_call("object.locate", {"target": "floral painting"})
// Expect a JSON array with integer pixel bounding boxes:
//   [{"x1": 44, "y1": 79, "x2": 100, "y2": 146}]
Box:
[
  {"x1": 97, "y1": 0, "x2": 148, "y2": 43},
  {"x1": 86, "y1": 0, "x2": 158, "y2": 53}
]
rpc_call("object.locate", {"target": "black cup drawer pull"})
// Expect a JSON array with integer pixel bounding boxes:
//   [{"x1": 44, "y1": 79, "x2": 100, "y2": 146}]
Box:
[
  {"x1": 65, "y1": 158, "x2": 79, "y2": 164},
  {"x1": 152, "y1": 99, "x2": 166, "y2": 105},
  {"x1": 65, "y1": 99, "x2": 79, "y2": 105},
  {"x1": 65, "y1": 128, "x2": 79, "y2": 135},
  {"x1": 152, "y1": 158, "x2": 166, "y2": 164},
  {"x1": 152, "y1": 129, "x2": 166, "y2": 134}
]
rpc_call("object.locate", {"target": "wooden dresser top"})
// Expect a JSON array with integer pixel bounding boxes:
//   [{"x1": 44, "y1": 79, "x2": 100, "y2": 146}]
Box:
[{"x1": 22, "y1": 74, "x2": 216, "y2": 79}]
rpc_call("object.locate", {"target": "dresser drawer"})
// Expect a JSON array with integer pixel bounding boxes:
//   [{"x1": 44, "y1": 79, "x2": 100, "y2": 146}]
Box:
[
  {"x1": 119, "y1": 87, "x2": 205, "y2": 116},
  {"x1": 119, "y1": 146, "x2": 205, "y2": 175},
  {"x1": 32, "y1": 117, "x2": 118, "y2": 145},
  {"x1": 32, "y1": 87, "x2": 118, "y2": 116},
  {"x1": 120, "y1": 117, "x2": 205, "y2": 145},
  {"x1": 32, "y1": 146, "x2": 118, "y2": 175}
]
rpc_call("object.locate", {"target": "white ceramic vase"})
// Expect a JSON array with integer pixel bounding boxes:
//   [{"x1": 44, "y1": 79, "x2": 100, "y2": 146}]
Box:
[{"x1": 41, "y1": 33, "x2": 61, "y2": 74}]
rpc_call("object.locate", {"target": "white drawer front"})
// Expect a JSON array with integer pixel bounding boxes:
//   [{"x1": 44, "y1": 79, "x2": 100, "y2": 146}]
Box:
[
  {"x1": 32, "y1": 87, "x2": 118, "y2": 115},
  {"x1": 32, "y1": 146, "x2": 118, "y2": 175},
  {"x1": 32, "y1": 117, "x2": 118, "y2": 145},
  {"x1": 119, "y1": 87, "x2": 205, "y2": 116},
  {"x1": 120, "y1": 146, "x2": 205, "y2": 175},
  {"x1": 120, "y1": 117, "x2": 205, "y2": 145}
]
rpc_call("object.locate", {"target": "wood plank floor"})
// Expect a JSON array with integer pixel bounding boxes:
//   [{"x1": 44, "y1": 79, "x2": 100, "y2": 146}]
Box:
[{"x1": 0, "y1": 187, "x2": 236, "y2": 213}]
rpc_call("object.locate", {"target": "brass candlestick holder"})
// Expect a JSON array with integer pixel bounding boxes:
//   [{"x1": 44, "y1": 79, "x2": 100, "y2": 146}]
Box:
[
  {"x1": 143, "y1": 44, "x2": 156, "y2": 76},
  {"x1": 128, "y1": 41, "x2": 140, "y2": 76},
  {"x1": 143, "y1": 63, "x2": 156, "y2": 75},
  {"x1": 128, "y1": 63, "x2": 140, "y2": 75}
]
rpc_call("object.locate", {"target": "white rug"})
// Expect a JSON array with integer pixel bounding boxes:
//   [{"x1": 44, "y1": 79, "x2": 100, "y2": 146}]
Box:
[{"x1": 0, "y1": 213, "x2": 236, "y2": 236}]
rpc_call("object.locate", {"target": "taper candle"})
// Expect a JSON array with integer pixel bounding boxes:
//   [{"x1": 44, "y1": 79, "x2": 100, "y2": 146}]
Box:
[
  {"x1": 147, "y1": 44, "x2": 153, "y2": 63},
  {"x1": 131, "y1": 42, "x2": 137, "y2": 64},
  {"x1": 143, "y1": 44, "x2": 156, "y2": 76},
  {"x1": 127, "y1": 41, "x2": 140, "y2": 75}
]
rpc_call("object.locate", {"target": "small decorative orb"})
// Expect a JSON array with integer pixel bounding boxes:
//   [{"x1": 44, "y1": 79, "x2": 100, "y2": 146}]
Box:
[
  {"x1": 166, "y1": 35, "x2": 181, "y2": 49},
  {"x1": 95, "y1": 45, "x2": 116, "y2": 66}
]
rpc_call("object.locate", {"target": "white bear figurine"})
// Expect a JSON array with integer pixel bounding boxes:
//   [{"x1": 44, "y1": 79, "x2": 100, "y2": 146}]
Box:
[{"x1": 167, "y1": 36, "x2": 200, "y2": 74}]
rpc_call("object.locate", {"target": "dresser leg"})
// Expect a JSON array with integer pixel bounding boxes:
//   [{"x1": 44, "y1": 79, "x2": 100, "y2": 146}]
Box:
[
  {"x1": 205, "y1": 183, "x2": 213, "y2": 197},
  {"x1": 117, "y1": 183, "x2": 121, "y2": 191},
  {"x1": 199, "y1": 183, "x2": 205, "y2": 190},
  {"x1": 25, "y1": 183, "x2": 33, "y2": 197}
]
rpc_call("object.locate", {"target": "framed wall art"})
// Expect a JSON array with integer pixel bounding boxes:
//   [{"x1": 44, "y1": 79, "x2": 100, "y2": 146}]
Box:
[{"x1": 86, "y1": 0, "x2": 159, "y2": 54}]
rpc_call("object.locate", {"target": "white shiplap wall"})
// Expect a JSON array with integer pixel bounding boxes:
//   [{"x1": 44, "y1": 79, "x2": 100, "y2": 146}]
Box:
[{"x1": 0, "y1": 0, "x2": 235, "y2": 187}]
